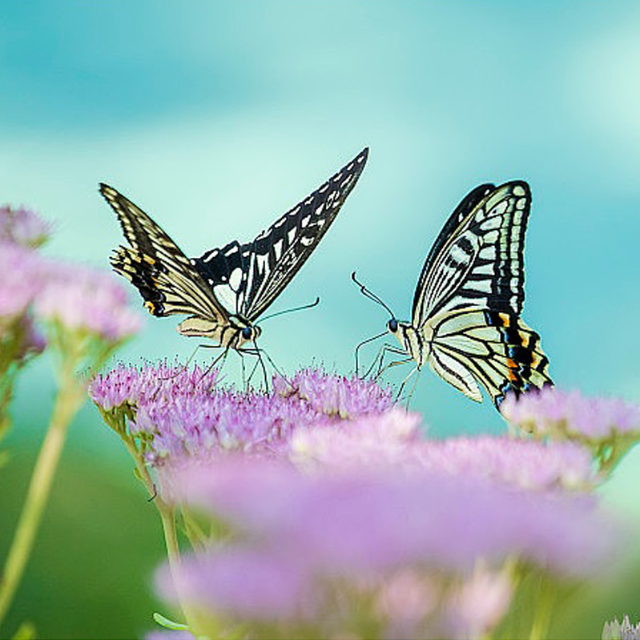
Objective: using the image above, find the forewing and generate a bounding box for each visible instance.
[412,182,530,326]
[428,308,552,407]
[100,183,229,322]
[194,147,369,321]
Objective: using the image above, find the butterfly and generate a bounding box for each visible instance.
[101,147,368,353]
[355,181,552,408]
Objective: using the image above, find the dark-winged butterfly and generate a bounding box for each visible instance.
[101,147,368,354]
[355,180,552,408]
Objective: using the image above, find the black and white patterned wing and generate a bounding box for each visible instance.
[193,148,369,321]
[427,308,552,407]
[412,182,530,327]
[100,183,230,324]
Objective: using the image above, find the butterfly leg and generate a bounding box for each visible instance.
[397,366,421,407]
[242,351,262,390]
[195,345,230,388]
[239,350,248,388]
[354,330,388,377]
[373,345,412,380]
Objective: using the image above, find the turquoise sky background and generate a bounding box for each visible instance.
[3,1,640,437]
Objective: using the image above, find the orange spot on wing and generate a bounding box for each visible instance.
[499,313,511,327]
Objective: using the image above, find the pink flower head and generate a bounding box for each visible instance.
[35,262,141,341]
[0,205,51,247]
[0,241,45,324]
[501,388,640,440]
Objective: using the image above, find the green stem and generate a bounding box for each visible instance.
[121,437,205,632]
[0,376,83,632]
[529,574,555,640]
[121,437,181,565]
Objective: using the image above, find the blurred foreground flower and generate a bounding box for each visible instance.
[155,456,617,640]
[291,419,598,490]
[501,388,640,473]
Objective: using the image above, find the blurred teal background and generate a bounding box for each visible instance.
[1,1,640,638]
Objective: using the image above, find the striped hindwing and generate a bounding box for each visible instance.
[403,181,552,407]
[412,182,530,327]
[193,147,369,321]
[100,184,230,325]
[427,308,552,407]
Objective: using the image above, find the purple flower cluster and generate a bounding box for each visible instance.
[0,203,140,344]
[0,205,51,247]
[0,241,45,325]
[89,364,394,465]
[501,387,640,440]
[34,262,141,341]
[156,456,616,638]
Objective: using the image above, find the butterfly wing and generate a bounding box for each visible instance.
[193,147,369,321]
[100,183,231,332]
[427,308,552,407]
[408,181,552,406]
[412,182,530,326]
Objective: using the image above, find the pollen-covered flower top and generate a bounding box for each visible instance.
[89,364,394,464]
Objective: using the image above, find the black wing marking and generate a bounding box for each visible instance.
[193,147,369,321]
[100,183,230,323]
[412,182,530,327]
[428,308,553,407]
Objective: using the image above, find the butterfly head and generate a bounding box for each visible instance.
[390,320,428,367]
[240,324,261,344]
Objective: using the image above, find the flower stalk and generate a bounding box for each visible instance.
[0,347,84,630]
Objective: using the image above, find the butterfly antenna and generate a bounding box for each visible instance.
[351,272,395,318]
[256,297,321,326]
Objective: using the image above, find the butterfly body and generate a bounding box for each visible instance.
[371,180,552,408]
[101,148,368,355]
